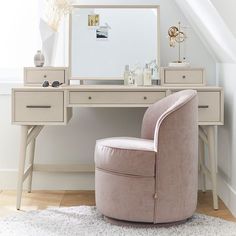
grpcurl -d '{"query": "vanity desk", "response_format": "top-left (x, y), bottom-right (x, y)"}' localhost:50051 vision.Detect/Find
top-left (12, 83), bottom-right (224, 210)
top-left (11, 3), bottom-right (224, 211)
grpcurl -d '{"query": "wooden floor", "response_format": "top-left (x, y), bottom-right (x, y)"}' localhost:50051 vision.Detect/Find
top-left (0, 190), bottom-right (235, 222)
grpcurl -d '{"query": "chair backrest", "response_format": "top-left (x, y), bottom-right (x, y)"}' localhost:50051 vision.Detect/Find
top-left (149, 90), bottom-right (198, 223)
top-left (141, 90), bottom-right (198, 223)
top-left (141, 90), bottom-right (197, 143)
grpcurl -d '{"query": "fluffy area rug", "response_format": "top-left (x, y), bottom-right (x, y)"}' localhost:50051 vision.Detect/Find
top-left (0, 206), bottom-right (236, 236)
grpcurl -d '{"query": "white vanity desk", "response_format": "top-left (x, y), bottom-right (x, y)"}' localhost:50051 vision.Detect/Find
top-left (12, 3), bottom-right (223, 211)
top-left (12, 84), bottom-right (224, 210)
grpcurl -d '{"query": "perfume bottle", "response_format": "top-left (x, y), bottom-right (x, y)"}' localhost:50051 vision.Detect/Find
top-left (124, 65), bottom-right (130, 85)
top-left (134, 63), bottom-right (143, 86)
top-left (128, 71), bottom-right (135, 86)
top-left (143, 63), bottom-right (152, 86)
top-left (124, 65), bottom-right (135, 86)
top-left (150, 60), bottom-right (160, 85)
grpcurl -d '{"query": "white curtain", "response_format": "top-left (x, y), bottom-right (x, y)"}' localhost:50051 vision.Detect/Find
top-left (0, 1), bottom-right (41, 82)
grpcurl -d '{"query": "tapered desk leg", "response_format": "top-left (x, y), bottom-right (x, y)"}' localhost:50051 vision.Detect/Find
top-left (199, 137), bottom-right (206, 192)
top-left (16, 125), bottom-right (28, 210)
top-left (27, 139), bottom-right (36, 193)
top-left (206, 126), bottom-right (219, 210)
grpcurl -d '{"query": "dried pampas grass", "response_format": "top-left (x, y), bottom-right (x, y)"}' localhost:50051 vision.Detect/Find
top-left (45, 0), bottom-right (72, 31)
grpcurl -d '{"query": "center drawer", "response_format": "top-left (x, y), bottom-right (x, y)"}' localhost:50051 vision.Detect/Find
top-left (69, 91), bottom-right (166, 105)
top-left (13, 91), bottom-right (64, 122)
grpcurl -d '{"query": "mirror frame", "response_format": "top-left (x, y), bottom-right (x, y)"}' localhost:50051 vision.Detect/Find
top-left (68, 4), bottom-right (160, 82)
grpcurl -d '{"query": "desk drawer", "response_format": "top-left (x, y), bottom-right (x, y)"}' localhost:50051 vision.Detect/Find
top-left (165, 70), bottom-right (203, 84)
top-left (161, 68), bottom-right (205, 86)
top-left (13, 91), bottom-right (64, 122)
top-left (198, 92), bottom-right (220, 122)
top-left (25, 69), bottom-right (65, 85)
top-left (69, 91), bottom-right (166, 105)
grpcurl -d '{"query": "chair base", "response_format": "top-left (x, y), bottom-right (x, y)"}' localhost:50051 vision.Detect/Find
top-left (104, 215), bottom-right (190, 228)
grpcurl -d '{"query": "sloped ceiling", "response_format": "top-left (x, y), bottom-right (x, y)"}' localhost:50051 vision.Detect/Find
top-left (175, 0), bottom-right (236, 63)
top-left (211, 0), bottom-right (236, 39)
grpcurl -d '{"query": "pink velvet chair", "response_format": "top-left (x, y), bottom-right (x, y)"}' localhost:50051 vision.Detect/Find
top-left (95, 90), bottom-right (198, 224)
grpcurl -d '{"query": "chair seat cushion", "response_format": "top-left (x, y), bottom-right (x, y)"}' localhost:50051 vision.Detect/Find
top-left (95, 137), bottom-right (155, 177)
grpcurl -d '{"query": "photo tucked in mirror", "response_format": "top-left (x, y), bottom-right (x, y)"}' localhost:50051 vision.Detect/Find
top-left (71, 7), bottom-right (158, 80)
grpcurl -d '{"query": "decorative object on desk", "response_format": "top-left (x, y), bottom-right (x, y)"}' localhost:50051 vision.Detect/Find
top-left (123, 65), bottom-right (134, 86)
top-left (40, 0), bottom-right (72, 66)
top-left (168, 22), bottom-right (190, 67)
top-left (34, 50), bottom-right (45, 67)
top-left (123, 60), bottom-right (159, 86)
top-left (42, 80), bottom-right (63, 87)
top-left (134, 63), bottom-right (143, 86)
top-left (88, 14), bottom-right (100, 27)
top-left (143, 63), bottom-right (152, 86)
top-left (149, 59), bottom-right (160, 85)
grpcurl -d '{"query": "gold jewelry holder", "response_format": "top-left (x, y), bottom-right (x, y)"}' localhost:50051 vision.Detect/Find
top-left (168, 22), bottom-right (187, 64)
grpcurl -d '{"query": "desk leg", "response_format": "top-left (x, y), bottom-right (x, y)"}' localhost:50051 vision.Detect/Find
top-left (16, 125), bottom-right (28, 210)
top-left (199, 137), bottom-right (206, 192)
top-left (27, 139), bottom-right (36, 193)
top-left (206, 125), bottom-right (219, 210)
top-left (16, 125), bottom-right (43, 210)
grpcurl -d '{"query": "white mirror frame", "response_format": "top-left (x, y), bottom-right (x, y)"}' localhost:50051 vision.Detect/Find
top-left (68, 4), bottom-right (160, 82)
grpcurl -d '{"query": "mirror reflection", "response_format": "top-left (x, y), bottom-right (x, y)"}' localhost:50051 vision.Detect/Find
top-left (71, 7), bottom-right (159, 79)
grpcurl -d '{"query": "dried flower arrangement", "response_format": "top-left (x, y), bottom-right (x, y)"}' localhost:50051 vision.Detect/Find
top-left (45, 0), bottom-right (72, 31)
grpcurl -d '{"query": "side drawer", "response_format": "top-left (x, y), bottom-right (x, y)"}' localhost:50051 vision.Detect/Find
top-left (13, 91), bottom-right (64, 122)
top-left (69, 91), bottom-right (166, 105)
top-left (165, 69), bottom-right (203, 85)
top-left (25, 69), bottom-right (65, 85)
top-left (198, 91), bottom-right (220, 122)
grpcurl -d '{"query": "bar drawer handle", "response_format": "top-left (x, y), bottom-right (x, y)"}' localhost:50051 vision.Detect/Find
top-left (26, 105), bottom-right (52, 109)
top-left (198, 105), bottom-right (209, 108)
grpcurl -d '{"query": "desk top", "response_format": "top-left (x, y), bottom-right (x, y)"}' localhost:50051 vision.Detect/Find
top-left (13, 85), bottom-right (223, 92)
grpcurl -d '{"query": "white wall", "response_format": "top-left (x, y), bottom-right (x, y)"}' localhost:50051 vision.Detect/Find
top-left (203, 0), bottom-right (236, 217)
top-left (210, 0), bottom-right (236, 39)
top-left (217, 63), bottom-right (236, 216)
top-left (175, 0), bottom-right (236, 63)
top-left (0, 0), bottom-right (216, 190)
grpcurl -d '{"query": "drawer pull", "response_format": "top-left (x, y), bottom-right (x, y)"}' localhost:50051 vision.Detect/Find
top-left (198, 105), bottom-right (209, 109)
top-left (88, 96), bottom-right (92, 100)
top-left (26, 105), bottom-right (51, 109)
top-left (44, 75), bottom-right (47, 78)
top-left (144, 96), bottom-right (147, 100)
top-left (182, 75), bottom-right (186, 79)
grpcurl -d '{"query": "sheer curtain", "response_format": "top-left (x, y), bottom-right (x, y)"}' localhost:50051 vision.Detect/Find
top-left (0, 1), bottom-right (41, 82)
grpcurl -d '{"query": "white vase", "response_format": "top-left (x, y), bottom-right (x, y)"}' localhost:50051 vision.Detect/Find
top-left (34, 50), bottom-right (45, 67)
top-left (39, 19), bottom-right (58, 66)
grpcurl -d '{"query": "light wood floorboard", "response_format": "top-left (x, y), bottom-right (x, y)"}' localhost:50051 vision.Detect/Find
top-left (0, 190), bottom-right (235, 222)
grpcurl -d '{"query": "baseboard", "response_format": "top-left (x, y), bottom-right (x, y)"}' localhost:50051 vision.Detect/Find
top-left (0, 169), bottom-right (18, 189)
top-left (218, 173), bottom-right (236, 217)
top-left (0, 169), bottom-right (95, 190)
top-left (1, 168), bottom-right (212, 190)
top-left (2, 169), bottom-right (236, 217)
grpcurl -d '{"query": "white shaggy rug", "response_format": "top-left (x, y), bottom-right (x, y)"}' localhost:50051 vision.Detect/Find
top-left (0, 206), bottom-right (236, 236)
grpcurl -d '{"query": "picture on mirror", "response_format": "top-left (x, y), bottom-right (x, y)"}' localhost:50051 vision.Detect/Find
top-left (96, 26), bottom-right (108, 40)
top-left (88, 14), bottom-right (99, 27)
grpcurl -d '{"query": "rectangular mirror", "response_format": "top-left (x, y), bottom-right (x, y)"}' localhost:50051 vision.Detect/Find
top-left (70, 5), bottom-right (160, 81)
